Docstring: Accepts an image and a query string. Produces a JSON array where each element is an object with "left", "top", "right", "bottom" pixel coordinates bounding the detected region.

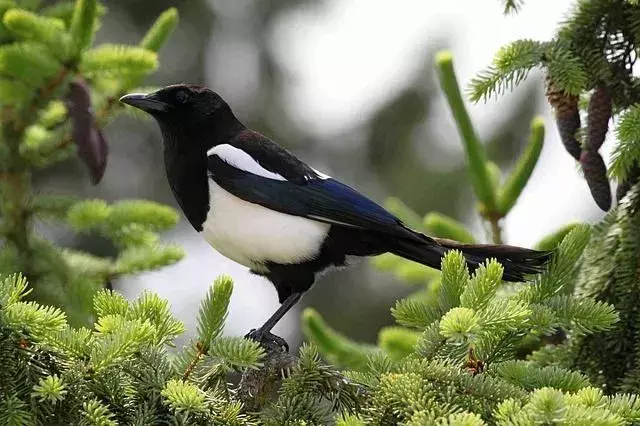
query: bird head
[{"left": 119, "top": 84, "right": 232, "bottom": 126}]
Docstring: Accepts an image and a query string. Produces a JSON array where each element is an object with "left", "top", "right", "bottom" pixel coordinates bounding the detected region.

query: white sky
[{"left": 122, "top": 0, "right": 608, "bottom": 340}]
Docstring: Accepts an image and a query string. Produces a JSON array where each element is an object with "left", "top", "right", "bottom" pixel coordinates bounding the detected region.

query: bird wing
[
  {"left": 206, "top": 144, "right": 416, "bottom": 238},
  {"left": 225, "top": 130, "right": 319, "bottom": 184}
]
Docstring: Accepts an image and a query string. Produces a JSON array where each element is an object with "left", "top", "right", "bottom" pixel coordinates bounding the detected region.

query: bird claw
[{"left": 245, "top": 328, "right": 289, "bottom": 352}]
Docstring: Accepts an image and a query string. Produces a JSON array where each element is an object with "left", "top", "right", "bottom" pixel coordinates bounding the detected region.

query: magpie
[{"left": 120, "top": 84, "right": 551, "bottom": 348}]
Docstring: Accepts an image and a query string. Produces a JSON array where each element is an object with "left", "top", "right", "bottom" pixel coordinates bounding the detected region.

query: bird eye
[{"left": 175, "top": 90, "right": 190, "bottom": 104}]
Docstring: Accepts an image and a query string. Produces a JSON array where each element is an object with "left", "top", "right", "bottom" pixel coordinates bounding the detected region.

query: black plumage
[{"left": 120, "top": 84, "right": 552, "bottom": 348}]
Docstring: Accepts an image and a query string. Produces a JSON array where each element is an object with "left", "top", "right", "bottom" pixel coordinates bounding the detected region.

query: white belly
[{"left": 201, "top": 181, "right": 331, "bottom": 272}]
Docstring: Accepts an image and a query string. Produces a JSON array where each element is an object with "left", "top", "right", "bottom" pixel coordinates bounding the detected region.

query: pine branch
[
  {"left": 437, "top": 51, "right": 497, "bottom": 211},
  {"left": 469, "top": 39, "right": 546, "bottom": 102},
  {"left": 611, "top": 104, "right": 640, "bottom": 181},
  {"left": 500, "top": 0, "right": 524, "bottom": 14},
  {"left": 302, "top": 308, "right": 379, "bottom": 371}
]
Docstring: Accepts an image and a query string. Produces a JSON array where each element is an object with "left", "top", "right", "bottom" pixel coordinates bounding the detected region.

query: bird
[{"left": 120, "top": 84, "right": 551, "bottom": 349}]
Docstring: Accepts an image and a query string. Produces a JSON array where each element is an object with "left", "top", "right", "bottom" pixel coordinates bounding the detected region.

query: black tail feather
[{"left": 390, "top": 236, "right": 551, "bottom": 282}]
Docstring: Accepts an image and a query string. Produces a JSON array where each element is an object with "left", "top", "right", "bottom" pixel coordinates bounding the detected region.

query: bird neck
[
  {"left": 206, "top": 108, "right": 246, "bottom": 149},
  {"left": 157, "top": 108, "right": 246, "bottom": 231}
]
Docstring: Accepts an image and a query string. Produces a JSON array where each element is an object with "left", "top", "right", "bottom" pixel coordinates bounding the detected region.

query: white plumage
[
  {"left": 201, "top": 181, "right": 330, "bottom": 272},
  {"left": 208, "top": 144, "right": 286, "bottom": 181}
]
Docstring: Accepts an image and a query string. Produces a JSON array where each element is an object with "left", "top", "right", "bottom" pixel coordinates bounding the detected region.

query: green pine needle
[
  {"left": 439, "top": 250, "right": 469, "bottom": 312},
  {"left": 4, "top": 301, "right": 67, "bottom": 339},
  {"left": 0, "top": 42, "right": 60, "bottom": 86},
  {"left": 66, "top": 199, "right": 111, "bottom": 230},
  {"left": 477, "top": 298, "right": 531, "bottom": 332},
  {"left": 494, "top": 360, "right": 589, "bottom": 392},
  {"left": 93, "top": 289, "right": 129, "bottom": 317},
  {"left": 81, "top": 398, "right": 117, "bottom": 426},
  {"left": 611, "top": 105, "right": 640, "bottom": 181},
  {"left": 0, "top": 395, "right": 34, "bottom": 426},
  {"left": 69, "top": 0, "right": 97, "bottom": 55},
  {"left": 501, "top": 0, "right": 525, "bottom": 14},
  {"left": 32, "top": 374, "right": 67, "bottom": 403},
  {"left": 544, "top": 43, "right": 588, "bottom": 95},
  {"left": 534, "top": 223, "right": 582, "bottom": 251},
  {"left": 196, "top": 275, "right": 233, "bottom": 352},
  {"left": 113, "top": 244, "right": 183, "bottom": 275},
  {"left": 106, "top": 200, "right": 180, "bottom": 233},
  {"left": 524, "top": 224, "right": 591, "bottom": 303},
  {"left": 469, "top": 39, "right": 545, "bottom": 102},
  {"left": 544, "top": 295, "right": 618, "bottom": 334},
  {"left": 90, "top": 319, "right": 155, "bottom": 370},
  {"left": 161, "top": 379, "right": 208, "bottom": 414},
  {"left": 384, "top": 197, "right": 425, "bottom": 231},
  {"left": 439, "top": 307, "right": 480, "bottom": 342},
  {"left": 3, "top": 9, "right": 72, "bottom": 59},
  {"left": 423, "top": 212, "right": 476, "bottom": 244},
  {"left": 140, "top": 7, "right": 179, "bottom": 53},
  {"left": 129, "top": 291, "right": 185, "bottom": 346},
  {"left": 302, "top": 307, "right": 379, "bottom": 371},
  {"left": 209, "top": 336, "right": 265, "bottom": 370},
  {"left": 378, "top": 326, "right": 420, "bottom": 361},
  {"left": 81, "top": 44, "right": 157, "bottom": 77},
  {"left": 497, "top": 116, "right": 545, "bottom": 215},
  {"left": 460, "top": 259, "right": 504, "bottom": 310},
  {"left": 392, "top": 298, "right": 442, "bottom": 329},
  {"left": 0, "top": 273, "right": 30, "bottom": 306}
]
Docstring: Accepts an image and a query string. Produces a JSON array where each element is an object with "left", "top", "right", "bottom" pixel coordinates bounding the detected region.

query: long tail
[{"left": 390, "top": 236, "right": 551, "bottom": 282}]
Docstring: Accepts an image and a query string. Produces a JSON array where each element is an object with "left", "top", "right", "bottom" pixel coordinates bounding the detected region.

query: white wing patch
[
  {"left": 207, "top": 144, "right": 286, "bottom": 181},
  {"left": 312, "top": 168, "right": 331, "bottom": 180}
]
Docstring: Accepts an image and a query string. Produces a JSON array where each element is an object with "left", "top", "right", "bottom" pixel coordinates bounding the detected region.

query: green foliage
[
  {"left": 306, "top": 223, "right": 631, "bottom": 424},
  {"left": 69, "top": 0, "right": 97, "bottom": 54},
  {"left": 434, "top": 50, "right": 547, "bottom": 244},
  {"left": 0, "top": 0, "right": 182, "bottom": 327},
  {"left": 140, "top": 7, "right": 178, "bottom": 53},
  {"left": 196, "top": 275, "right": 233, "bottom": 352},
  {"left": 534, "top": 223, "right": 581, "bottom": 251},
  {"left": 572, "top": 182, "right": 640, "bottom": 392},
  {"left": 611, "top": 104, "right": 640, "bottom": 180},
  {"left": 424, "top": 212, "right": 476, "bottom": 243},
  {"left": 497, "top": 117, "right": 544, "bottom": 215},
  {"left": 3, "top": 9, "right": 71, "bottom": 58},
  {"left": 469, "top": 39, "right": 546, "bottom": 102},
  {"left": 81, "top": 44, "right": 158, "bottom": 77},
  {"left": 476, "top": 0, "right": 640, "bottom": 201},
  {"left": 437, "top": 51, "right": 497, "bottom": 213},
  {"left": 302, "top": 307, "right": 379, "bottom": 371},
  {"left": 0, "top": 0, "right": 638, "bottom": 423},
  {"left": 501, "top": 0, "right": 524, "bottom": 14},
  {"left": 0, "top": 273, "right": 377, "bottom": 424}
]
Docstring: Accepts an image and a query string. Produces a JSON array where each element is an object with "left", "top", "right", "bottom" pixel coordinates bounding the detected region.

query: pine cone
[
  {"left": 65, "top": 77, "right": 109, "bottom": 184},
  {"left": 587, "top": 85, "right": 612, "bottom": 151},
  {"left": 580, "top": 150, "right": 611, "bottom": 211},
  {"left": 546, "top": 79, "right": 581, "bottom": 160}
]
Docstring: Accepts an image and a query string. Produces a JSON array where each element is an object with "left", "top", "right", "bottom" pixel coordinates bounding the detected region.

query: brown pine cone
[
  {"left": 587, "top": 85, "right": 612, "bottom": 151},
  {"left": 580, "top": 150, "right": 611, "bottom": 211},
  {"left": 65, "top": 77, "right": 109, "bottom": 184},
  {"left": 546, "top": 79, "right": 581, "bottom": 160}
]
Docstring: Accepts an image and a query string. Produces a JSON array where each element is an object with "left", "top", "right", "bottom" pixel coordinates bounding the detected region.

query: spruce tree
[
  {"left": 0, "top": 0, "right": 183, "bottom": 325},
  {"left": 3, "top": 0, "right": 640, "bottom": 424}
]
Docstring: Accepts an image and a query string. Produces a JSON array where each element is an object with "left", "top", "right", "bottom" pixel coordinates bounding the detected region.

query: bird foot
[{"left": 245, "top": 328, "right": 289, "bottom": 352}]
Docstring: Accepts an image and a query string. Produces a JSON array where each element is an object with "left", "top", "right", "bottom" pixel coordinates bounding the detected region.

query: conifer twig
[
  {"left": 182, "top": 340, "right": 206, "bottom": 381},
  {"left": 436, "top": 50, "right": 497, "bottom": 213}
]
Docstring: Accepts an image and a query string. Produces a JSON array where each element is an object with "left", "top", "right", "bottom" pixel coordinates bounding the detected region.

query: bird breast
[{"left": 201, "top": 181, "right": 331, "bottom": 272}]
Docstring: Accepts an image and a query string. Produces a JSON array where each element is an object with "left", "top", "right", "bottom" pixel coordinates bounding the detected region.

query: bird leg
[{"left": 245, "top": 292, "right": 302, "bottom": 352}]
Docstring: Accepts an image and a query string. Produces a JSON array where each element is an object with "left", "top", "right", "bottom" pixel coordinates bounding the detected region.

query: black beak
[{"left": 119, "top": 93, "right": 171, "bottom": 113}]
